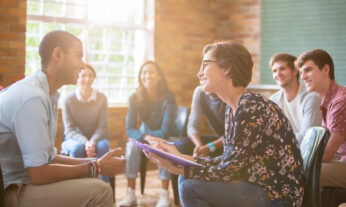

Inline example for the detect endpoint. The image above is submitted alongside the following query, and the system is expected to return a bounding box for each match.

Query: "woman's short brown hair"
[203,41,253,87]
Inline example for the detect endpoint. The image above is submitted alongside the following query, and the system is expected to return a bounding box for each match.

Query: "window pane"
[27,1,42,15]
[26,37,40,47]
[25,50,40,61]
[88,0,145,25]
[43,22,64,34]
[125,64,135,75]
[26,0,153,104]
[66,24,84,37]
[66,1,85,19]
[67,0,85,5]
[44,2,65,17]
[107,66,123,75]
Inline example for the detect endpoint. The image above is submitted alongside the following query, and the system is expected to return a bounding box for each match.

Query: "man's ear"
[51,47,64,64]
[322,64,330,77]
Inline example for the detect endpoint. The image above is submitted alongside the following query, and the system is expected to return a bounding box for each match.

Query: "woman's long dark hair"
[135,60,170,121]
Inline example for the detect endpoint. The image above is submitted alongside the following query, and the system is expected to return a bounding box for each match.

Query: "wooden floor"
[115,169,181,207]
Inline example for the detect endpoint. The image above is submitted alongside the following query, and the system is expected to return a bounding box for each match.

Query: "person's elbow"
[322,149,334,163]
[27,165,49,185]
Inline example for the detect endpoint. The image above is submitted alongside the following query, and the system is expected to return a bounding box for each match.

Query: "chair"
[300,127,330,207]
[322,187,346,207]
[139,106,189,205]
[0,164,4,207]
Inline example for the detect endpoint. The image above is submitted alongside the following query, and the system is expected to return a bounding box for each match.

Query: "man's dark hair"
[269,53,299,79]
[203,41,253,87]
[297,49,335,80]
[39,30,81,68]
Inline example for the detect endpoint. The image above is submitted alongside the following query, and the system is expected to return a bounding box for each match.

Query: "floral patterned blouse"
[184,92,305,207]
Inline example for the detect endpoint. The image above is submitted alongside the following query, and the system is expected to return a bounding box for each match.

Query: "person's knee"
[69,143,85,158]
[89,179,113,201]
[96,139,110,156]
[179,177,194,197]
[158,167,171,180]
[125,141,141,159]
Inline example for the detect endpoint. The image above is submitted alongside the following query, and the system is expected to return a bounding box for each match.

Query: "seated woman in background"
[61,63,110,182]
[119,61,177,207]
[146,41,305,207]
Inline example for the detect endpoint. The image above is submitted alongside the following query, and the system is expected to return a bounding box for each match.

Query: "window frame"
[26,0,155,105]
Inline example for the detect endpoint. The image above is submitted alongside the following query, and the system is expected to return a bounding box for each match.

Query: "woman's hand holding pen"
[143,138,196,175]
[144,136,183,157]
[144,135,161,146]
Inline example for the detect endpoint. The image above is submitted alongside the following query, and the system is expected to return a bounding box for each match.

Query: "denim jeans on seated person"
[178,176,284,207]
[124,141,171,180]
[61,138,110,182]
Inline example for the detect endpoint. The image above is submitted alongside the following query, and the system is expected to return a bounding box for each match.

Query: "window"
[26,0,154,104]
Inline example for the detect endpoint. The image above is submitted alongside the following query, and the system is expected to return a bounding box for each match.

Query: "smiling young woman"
[119,61,177,207]
[61,63,110,182]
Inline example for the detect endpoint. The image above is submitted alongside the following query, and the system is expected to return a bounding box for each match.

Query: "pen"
[148,140,182,145]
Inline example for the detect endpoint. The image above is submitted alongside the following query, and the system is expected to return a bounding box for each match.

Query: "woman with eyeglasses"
[146,41,305,207]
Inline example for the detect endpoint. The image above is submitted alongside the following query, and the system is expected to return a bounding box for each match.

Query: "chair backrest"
[0,163,4,207]
[300,127,330,207]
[174,106,189,137]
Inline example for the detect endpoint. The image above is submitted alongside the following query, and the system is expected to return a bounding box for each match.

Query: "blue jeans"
[178,176,284,207]
[61,138,110,182]
[124,141,170,180]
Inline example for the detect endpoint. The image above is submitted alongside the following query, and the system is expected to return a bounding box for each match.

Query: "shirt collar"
[35,69,60,101]
[75,87,97,103]
[321,81,338,110]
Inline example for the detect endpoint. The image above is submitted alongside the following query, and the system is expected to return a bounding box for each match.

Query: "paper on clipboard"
[130,138,205,167]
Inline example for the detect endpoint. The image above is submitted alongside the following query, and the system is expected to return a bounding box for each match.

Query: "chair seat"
[1,164,5,207]
[321,187,346,207]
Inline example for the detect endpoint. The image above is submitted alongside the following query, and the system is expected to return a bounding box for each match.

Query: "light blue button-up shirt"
[0,70,59,188]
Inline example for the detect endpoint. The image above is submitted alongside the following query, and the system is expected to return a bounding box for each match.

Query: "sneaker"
[118,187,137,207]
[156,189,170,207]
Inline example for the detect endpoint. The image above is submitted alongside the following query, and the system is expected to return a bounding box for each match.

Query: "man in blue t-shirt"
[0,30,125,207]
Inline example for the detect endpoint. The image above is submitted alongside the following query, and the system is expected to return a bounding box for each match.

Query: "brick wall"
[0,0,26,87]
[215,0,261,85]
[0,0,263,150]
[155,0,217,107]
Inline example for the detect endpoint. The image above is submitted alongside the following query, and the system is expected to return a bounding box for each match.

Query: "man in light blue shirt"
[0,30,125,207]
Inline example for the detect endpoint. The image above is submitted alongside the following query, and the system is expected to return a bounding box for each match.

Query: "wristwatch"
[208,142,216,152]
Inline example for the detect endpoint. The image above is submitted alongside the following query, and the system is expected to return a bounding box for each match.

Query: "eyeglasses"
[200,60,217,71]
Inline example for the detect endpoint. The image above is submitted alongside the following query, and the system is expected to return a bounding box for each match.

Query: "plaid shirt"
[320,81,346,159]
